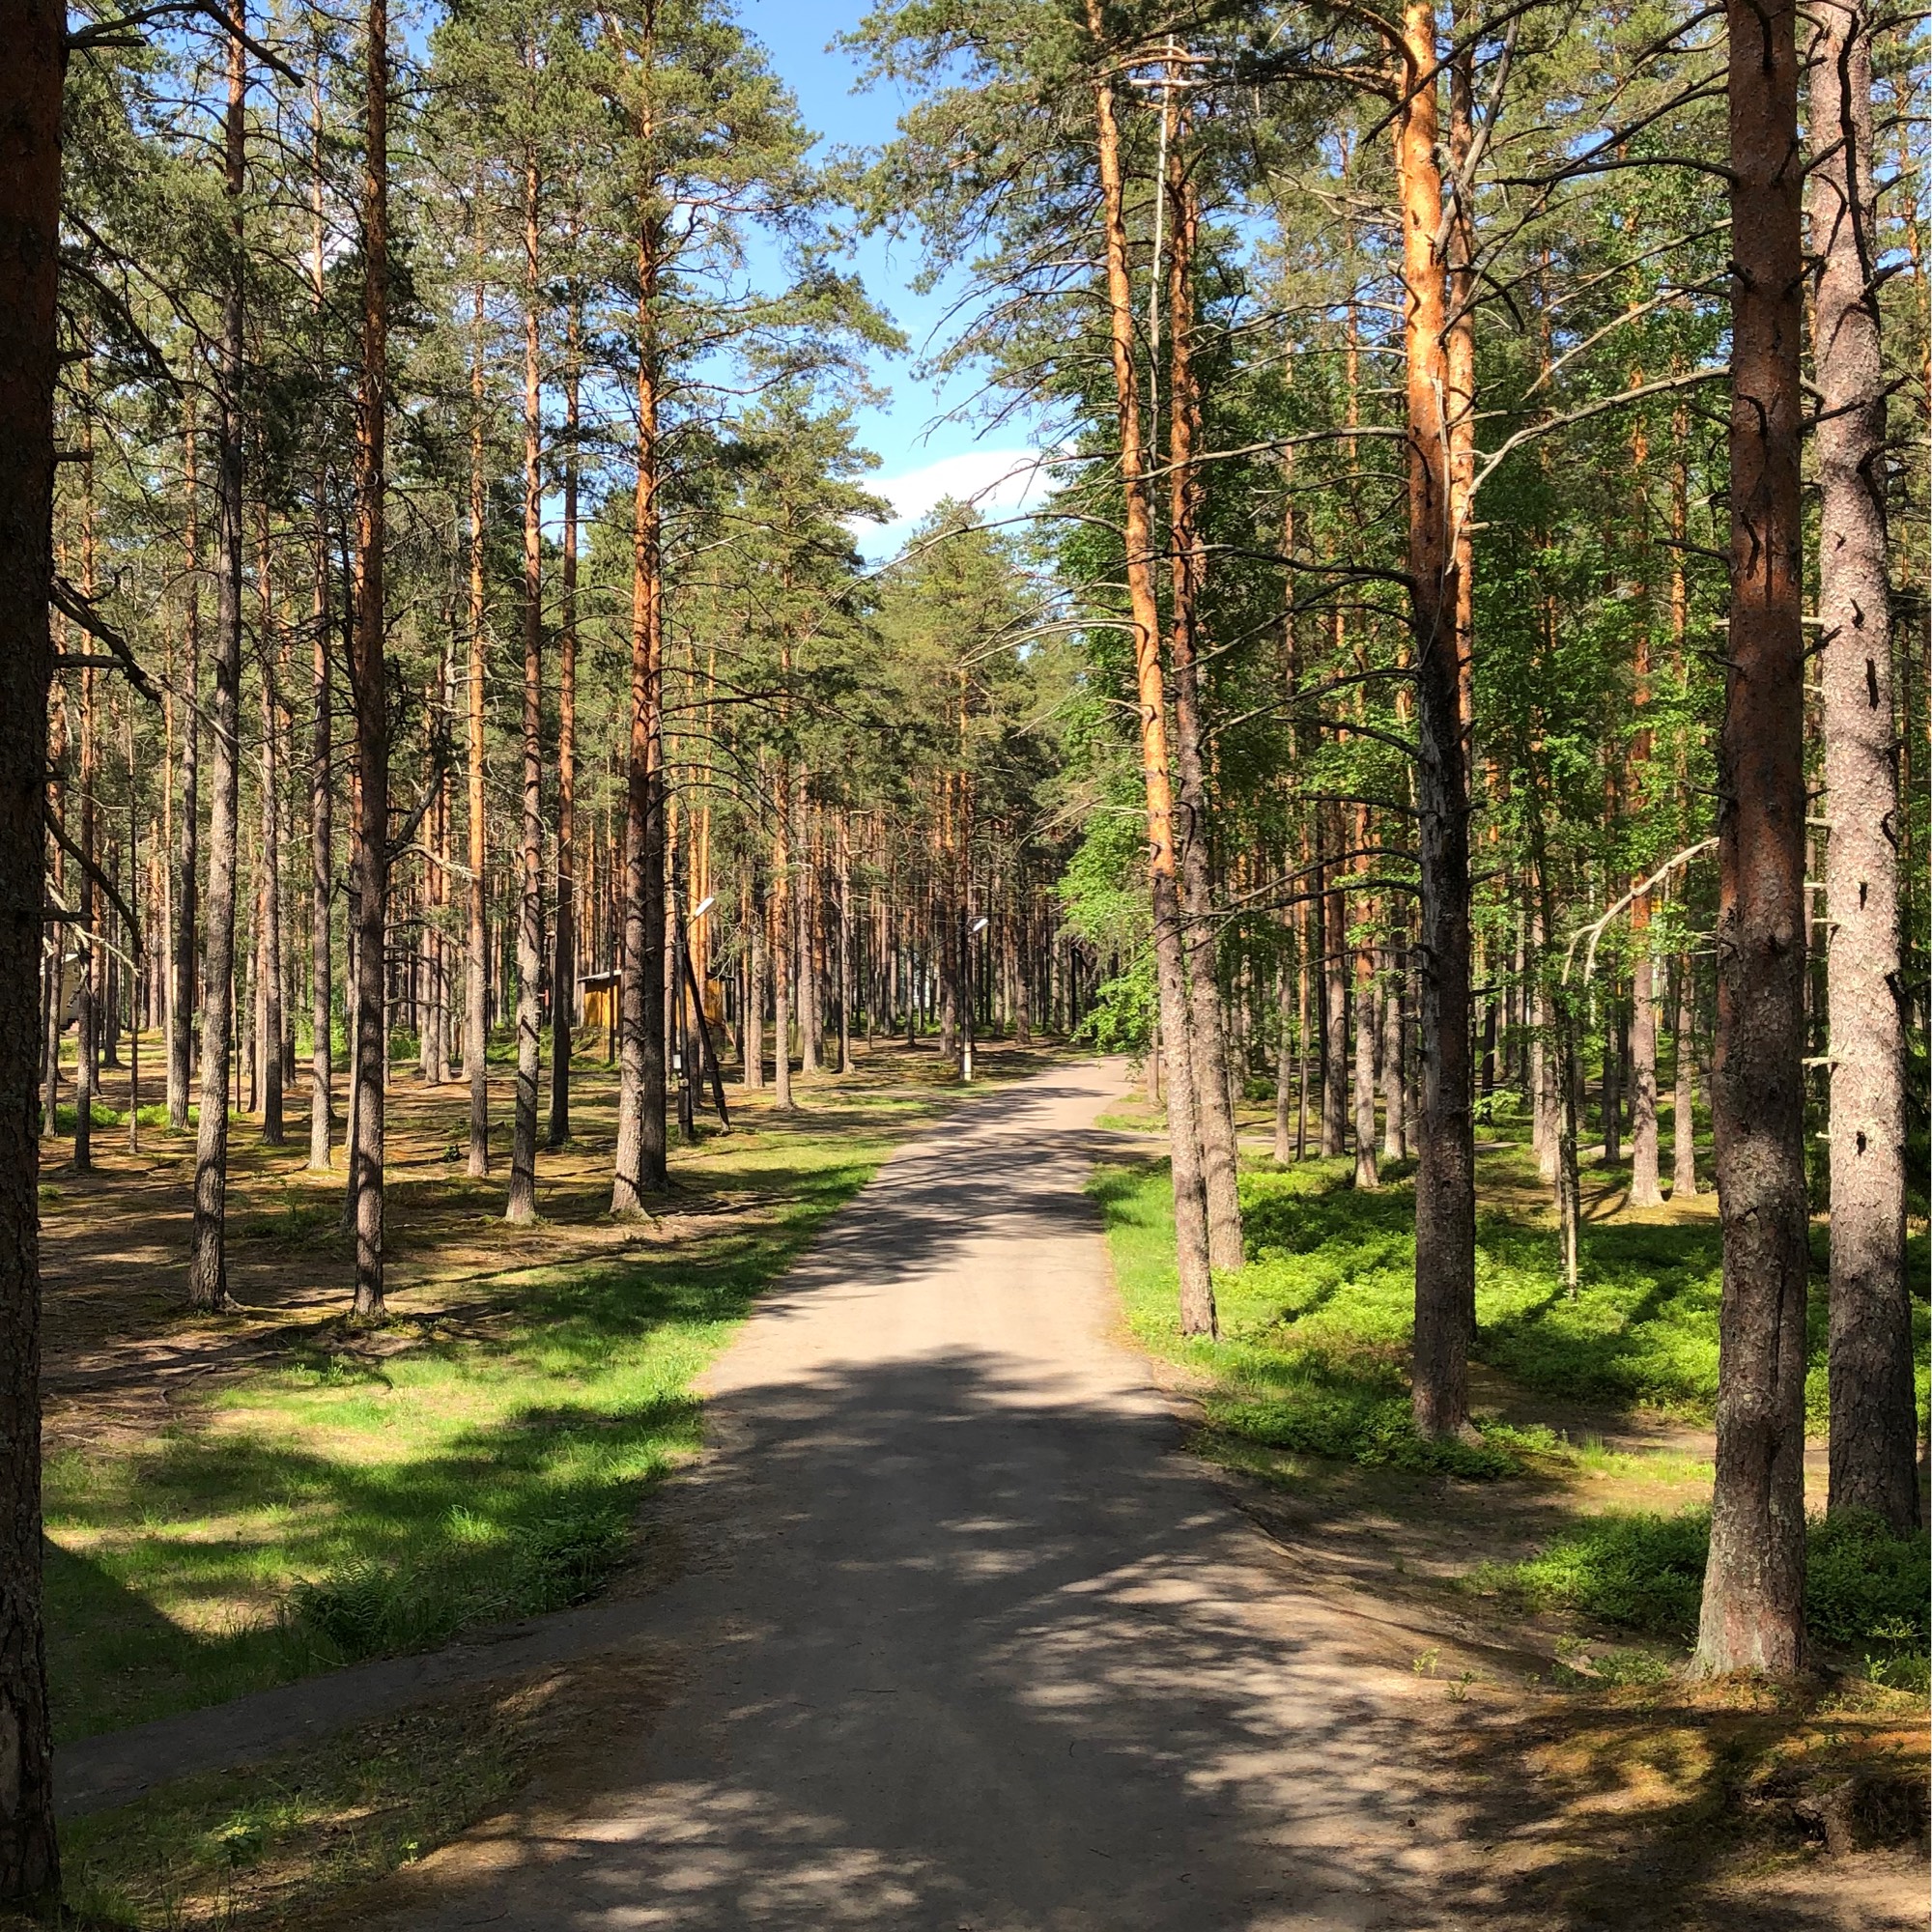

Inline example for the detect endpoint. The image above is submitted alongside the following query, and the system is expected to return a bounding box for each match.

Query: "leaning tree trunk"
[1810,0,1915,1531]
[1399,0,1477,1439]
[347,0,390,1321]
[1692,0,1809,1678]
[1088,28,1214,1336]
[189,14,248,1315]
[0,5,63,1904]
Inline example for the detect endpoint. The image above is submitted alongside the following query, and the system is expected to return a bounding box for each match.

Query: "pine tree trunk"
[1672,956,1698,1197]
[308,517,332,1169]
[837,817,853,1073]
[1380,944,1406,1159]
[744,863,765,1089]
[348,0,390,1321]
[0,8,63,1897]
[1602,1000,1622,1166]
[1321,833,1347,1157]
[75,660,96,1175]
[507,145,544,1226]
[464,248,490,1180]
[1272,960,1295,1164]
[1400,0,1477,1438]
[1630,923,1662,1204]
[1811,0,1915,1531]
[549,291,581,1150]
[1693,0,1809,1678]
[190,18,247,1314]
[1351,825,1379,1189]
[258,636,284,1147]
[1087,31,1213,1335]
[1162,117,1243,1270]
[170,401,201,1132]
[613,189,668,1208]
[771,780,793,1113]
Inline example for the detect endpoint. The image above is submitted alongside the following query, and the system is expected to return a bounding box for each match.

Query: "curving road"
[375,1058,1465,1931]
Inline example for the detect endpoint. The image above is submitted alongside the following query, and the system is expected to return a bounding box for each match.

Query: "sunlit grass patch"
[1464,1508,1930,1666]
[43,1115,911,1744]
[1093,1149,1929,1447]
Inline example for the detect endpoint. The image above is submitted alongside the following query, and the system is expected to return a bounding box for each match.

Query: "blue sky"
[740,1,1052,556]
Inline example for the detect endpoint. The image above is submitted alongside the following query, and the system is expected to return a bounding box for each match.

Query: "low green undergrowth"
[1093,1151,1930,1447]
[1466,1508,1930,1681]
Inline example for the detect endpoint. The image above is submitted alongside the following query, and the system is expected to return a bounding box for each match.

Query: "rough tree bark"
[306,71,332,1171]
[1162,96,1243,1270]
[1399,0,1477,1438]
[257,611,283,1148]
[1810,0,1915,1530]
[189,13,248,1315]
[170,398,201,1131]
[464,242,490,1179]
[612,181,668,1208]
[1671,957,1698,1197]
[1088,20,1214,1335]
[1692,0,1809,1678]
[0,4,64,1903]
[507,139,543,1225]
[348,0,391,1321]
[549,280,581,1148]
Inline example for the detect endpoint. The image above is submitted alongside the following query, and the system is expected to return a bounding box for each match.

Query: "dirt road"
[359,1059,1474,1930]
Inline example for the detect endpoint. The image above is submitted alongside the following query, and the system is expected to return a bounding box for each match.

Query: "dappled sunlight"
[362,1342,1470,1932]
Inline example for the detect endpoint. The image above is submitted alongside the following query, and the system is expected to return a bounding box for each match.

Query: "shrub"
[287,1562,462,1662]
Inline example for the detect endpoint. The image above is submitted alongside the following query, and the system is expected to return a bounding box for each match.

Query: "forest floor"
[12,1048,1927,1929]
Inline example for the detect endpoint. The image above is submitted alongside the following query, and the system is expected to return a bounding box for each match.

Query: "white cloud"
[852,447,1057,555]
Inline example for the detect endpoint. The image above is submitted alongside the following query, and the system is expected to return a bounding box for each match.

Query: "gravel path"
[351,1057,1470,1930]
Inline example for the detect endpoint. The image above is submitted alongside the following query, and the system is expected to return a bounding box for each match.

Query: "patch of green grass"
[1093,1151,1930,1444]
[44,1118,914,1745]
[1466,1508,1931,1661]
[1091,1156,1528,1478]
[60,1683,536,1929]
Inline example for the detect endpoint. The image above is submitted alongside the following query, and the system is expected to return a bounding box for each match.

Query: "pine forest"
[0,0,1926,1922]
